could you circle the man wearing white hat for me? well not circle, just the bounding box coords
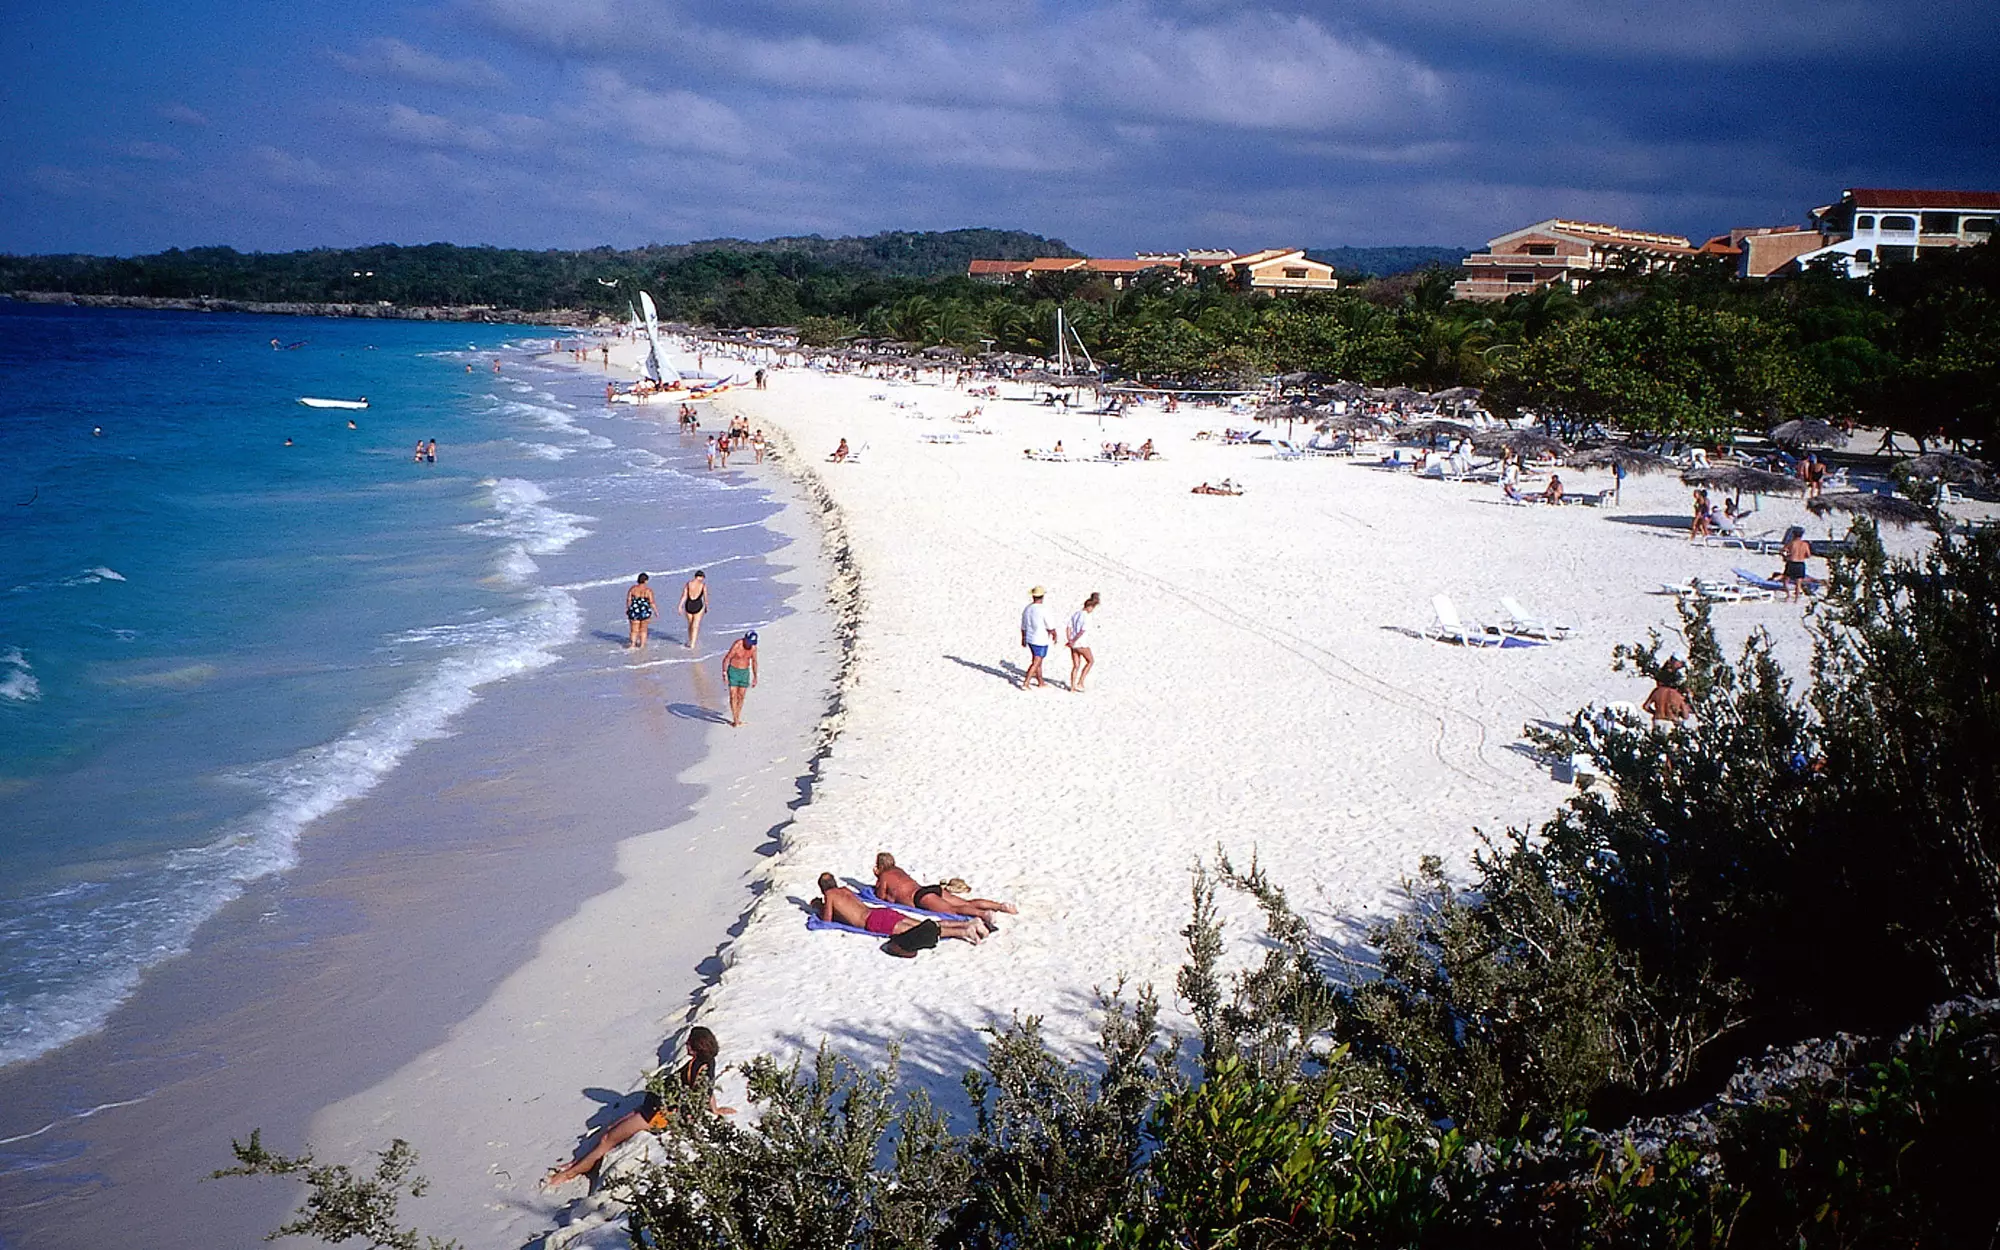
[1019,586,1057,690]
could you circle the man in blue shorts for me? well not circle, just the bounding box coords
[1019,586,1057,690]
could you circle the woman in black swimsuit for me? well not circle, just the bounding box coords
[682,571,707,649]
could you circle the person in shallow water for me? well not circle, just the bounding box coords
[721,631,758,726]
[625,573,656,648]
[681,570,708,648]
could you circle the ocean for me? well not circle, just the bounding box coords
[0,301,782,1074]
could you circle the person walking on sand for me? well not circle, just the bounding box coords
[814,873,984,955]
[874,853,1016,929]
[682,570,708,648]
[625,573,657,648]
[1066,592,1100,692]
[542,1026,734,1188]
[705,435,718,470]
[1020,586,1057,690]
[722,632,758,726]
[1780,526,1813,602]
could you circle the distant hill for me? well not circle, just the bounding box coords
[635,228,1083,276]
[0,229,1081,317]
[1306,246,1470,277]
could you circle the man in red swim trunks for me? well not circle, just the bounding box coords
[873,853,1017,930]
[815,873,984,956]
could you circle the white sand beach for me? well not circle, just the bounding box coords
[671,355,1883,1112]
[309,338,1955,1250]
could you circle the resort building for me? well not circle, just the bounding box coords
[1784,188,2000,280]
[1703,226,1826,279]
[968,249,1338,294]
[1454,219,1703,301]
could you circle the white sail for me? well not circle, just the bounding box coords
[638,292,680,386]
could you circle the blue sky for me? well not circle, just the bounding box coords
[4,0,1997,257]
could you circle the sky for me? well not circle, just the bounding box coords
[3,0,1998,258]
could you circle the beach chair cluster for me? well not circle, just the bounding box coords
[1422,595,1571,646]
[1660,568,1785,602]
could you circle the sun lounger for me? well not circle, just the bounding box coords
[921,432,963,444]
[1424,595,1504,647]
[1700,577,1774,602]
[1498,596,1571,640]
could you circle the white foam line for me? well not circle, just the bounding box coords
[551,554,754,594]
[700,521,763,534]
[0,1095,151,1146]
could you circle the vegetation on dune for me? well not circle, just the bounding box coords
[231,521,2000,1248]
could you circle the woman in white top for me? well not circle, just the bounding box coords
[1067,592,1101,692]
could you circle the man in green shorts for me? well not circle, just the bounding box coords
[722,632,759,727]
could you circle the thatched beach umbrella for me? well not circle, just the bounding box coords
[1259,401,1322,440]
[1770,418,1850,449]
[1320,412,1386,433]
[1807,491,1929,528]
[1474,428,1571,459]
[1431,385,1484,402]
[1402,418,1475,444]
[1682,465,1805,496]
[1900,451,1993,485]
[1327,381,1367,401]
[1565,444,1676,475]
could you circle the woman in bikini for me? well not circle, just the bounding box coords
[543,1026,734,1188]
[625,573,656,649]
[682,571,708,649]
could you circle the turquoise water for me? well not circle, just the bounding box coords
[0,302,773,1069]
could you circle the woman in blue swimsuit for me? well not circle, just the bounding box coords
[626,573,656,649]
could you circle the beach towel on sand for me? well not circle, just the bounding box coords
[857,885,967,923]
[807,916,883,938]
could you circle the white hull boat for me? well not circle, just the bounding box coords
[299,397,369,409]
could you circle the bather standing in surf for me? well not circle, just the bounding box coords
[626,573,657,649]
[682,571,708,648]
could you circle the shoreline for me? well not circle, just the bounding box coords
[0,336,841,1250]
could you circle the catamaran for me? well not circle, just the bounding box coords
[610,292,736,404]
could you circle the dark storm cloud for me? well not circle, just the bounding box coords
[1,0,1994,254]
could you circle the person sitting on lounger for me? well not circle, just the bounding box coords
[829,438,849,462]
[1503,480,1527,503]
[874,853,1017,929]
[1191,480,1243,495]
[815,872,985,955]
[543,1026,734,1188]
[1138,439,1155,460]
[1541,475,1565,505]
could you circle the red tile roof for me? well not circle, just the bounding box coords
[1846,188,2000,210]
[1082,259,1159,273]
[968,260,1030,275]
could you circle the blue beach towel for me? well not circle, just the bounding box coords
[857,885,965,923]
[1497,635,1545,649]
[1733,567,1785,590]
[806,916,883,938]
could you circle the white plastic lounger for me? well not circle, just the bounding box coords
[1424,595,1502,646]
[1499,596,1571,640]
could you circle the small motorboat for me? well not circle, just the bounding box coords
[298,397,369,409]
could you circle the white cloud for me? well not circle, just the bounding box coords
[380,103,503,153]
[156,102,210,127]
[333,37,507,90]
[567,69,750,157]
[251,145,337,188]
[118,141,186,162]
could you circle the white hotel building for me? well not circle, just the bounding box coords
[1792,188,1999,280]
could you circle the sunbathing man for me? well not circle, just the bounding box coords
[1541,474,1565,505]
[874,852,1017,929]
[830,438,850,462]
[816,872,984,955]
